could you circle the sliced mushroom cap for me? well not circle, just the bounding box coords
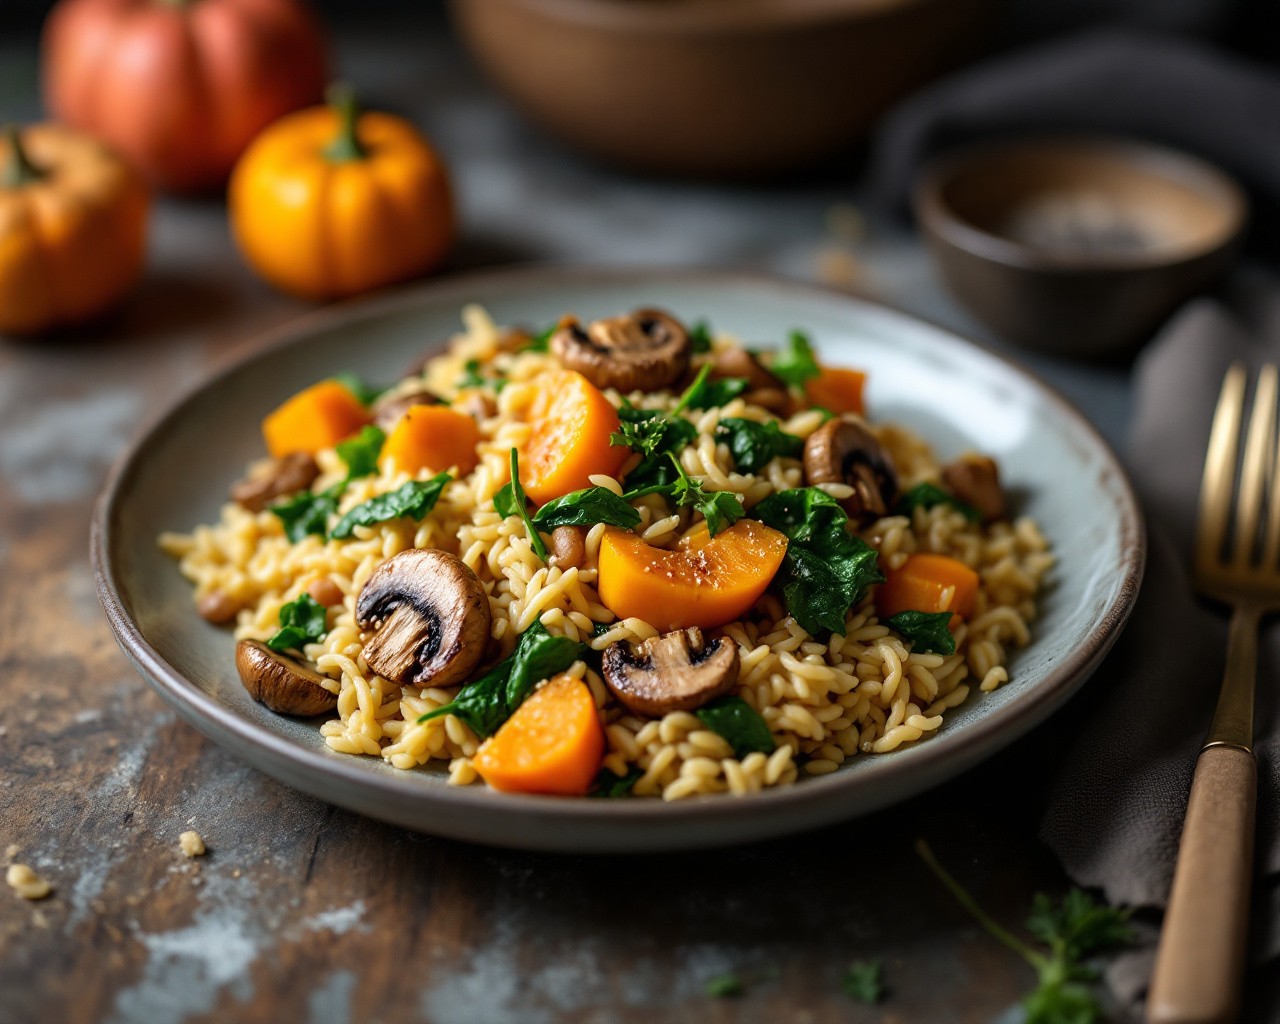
[941,453,1006,522]
[601,627,739,717]
[229,452,320,513]
[355,548,491,688]
[371,384,442,430]
[803,416,898,522]
[551,308,691,393]
[709,346,785,392]
[236,640,339,716]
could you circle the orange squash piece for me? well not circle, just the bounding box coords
[262,380,370,459]
[382,405,480,477]
[598,520,789,632]
[805,366,866,415]
[521,370,627,505]
[473,674,604,795]
[877,553,980,622]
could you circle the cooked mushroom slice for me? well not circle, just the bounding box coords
[235,639,339,716]
[601,627,739,717]
[355,549,491,688]
[709,346,785,392]
[229,452,320,512]
[941,453,1006,522]
[551,308,691,393]
[371,384,442,430]
[803,417,898,522]
[742,387,795,418]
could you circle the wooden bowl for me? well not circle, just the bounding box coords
[914,138,1247,358]
[448,0,998,179]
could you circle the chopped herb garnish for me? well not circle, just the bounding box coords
[332,373,385,406]
[689,320,714,354]
[266,594,328,653]
[694,696,775,759]
[884,610,956,655]
[917,840,1132,1024]
[841,960,883,1004]
[417,621,583,737]
[493,448,549,561]
[752,487,884,636]
[665,453,743,537]
[704,973,744,998]
[769,329,821,388]
[895,482,980,523]
[329,474,450,540]
[590,766,643,798]
[524,324,556,353]
[335,425,385,482]
[715,417,804,473]
[457,358,507,392]
[530,486,641,531]
[611,404,697,493]
[270,489,338,542]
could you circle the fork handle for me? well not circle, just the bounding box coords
[1147,743,1256,1024]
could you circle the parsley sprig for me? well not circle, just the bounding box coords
[917,840,1131,1024]
[768,330,821,388]
[665,454,744,537]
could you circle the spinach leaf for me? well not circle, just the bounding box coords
[704,974,744,998]
[332,373,385,406]
[752,487,883,635]
[680,370,749,411]
[590,766,643,798]
[842,960,883,1004]
[689,320,713,355]
[895,482,980,523]
[523,323,556,353]
[694,696,775,759]
[531,486,641,531]
[329,474,450,540]
[666,454,744,537]
[884,611,956,655]
[416,621,583,737]
[769,329,821,388]
[335,425,385,482]
[493,448,549,560]
[715,417,803,473]
[504,621,583,711]
[270,489,338,542]
[266,594,328,653]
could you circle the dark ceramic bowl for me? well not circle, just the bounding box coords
[914,138,1247,358]
[449,0,997,179]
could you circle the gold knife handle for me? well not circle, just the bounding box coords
[1147,744,1256,1024]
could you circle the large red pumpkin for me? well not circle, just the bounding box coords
[42,0,328,193]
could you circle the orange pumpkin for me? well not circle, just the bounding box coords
[0,124,148,336]
[42,0,328,193]
[229,85,455,301]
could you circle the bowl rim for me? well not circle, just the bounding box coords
[91,264,1147,849]
[457,0,957,35]
[913,135,1249,274]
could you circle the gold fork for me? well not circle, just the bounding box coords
[1147,362,1271,1024]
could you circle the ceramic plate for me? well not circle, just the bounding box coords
[93,267,1144,852]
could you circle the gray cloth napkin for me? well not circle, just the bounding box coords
[1035,271,1280,1009]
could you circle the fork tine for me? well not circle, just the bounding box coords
[1197,364,1247,573]
[1234,364,1278,565]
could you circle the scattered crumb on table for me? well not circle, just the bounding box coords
[7,864,52,900]
[179,831,207,858]
[3,844,19,863]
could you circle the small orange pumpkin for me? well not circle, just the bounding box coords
[0,124,149,336]
[229,85,455,301]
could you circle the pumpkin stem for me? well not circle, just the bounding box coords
[2,125,44,188]
[323,83,367,162]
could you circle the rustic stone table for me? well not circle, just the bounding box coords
[1,18,1271,1024]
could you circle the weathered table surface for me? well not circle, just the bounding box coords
[1,19,1272,1024]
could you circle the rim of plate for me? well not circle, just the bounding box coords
[91,265,1146,842]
